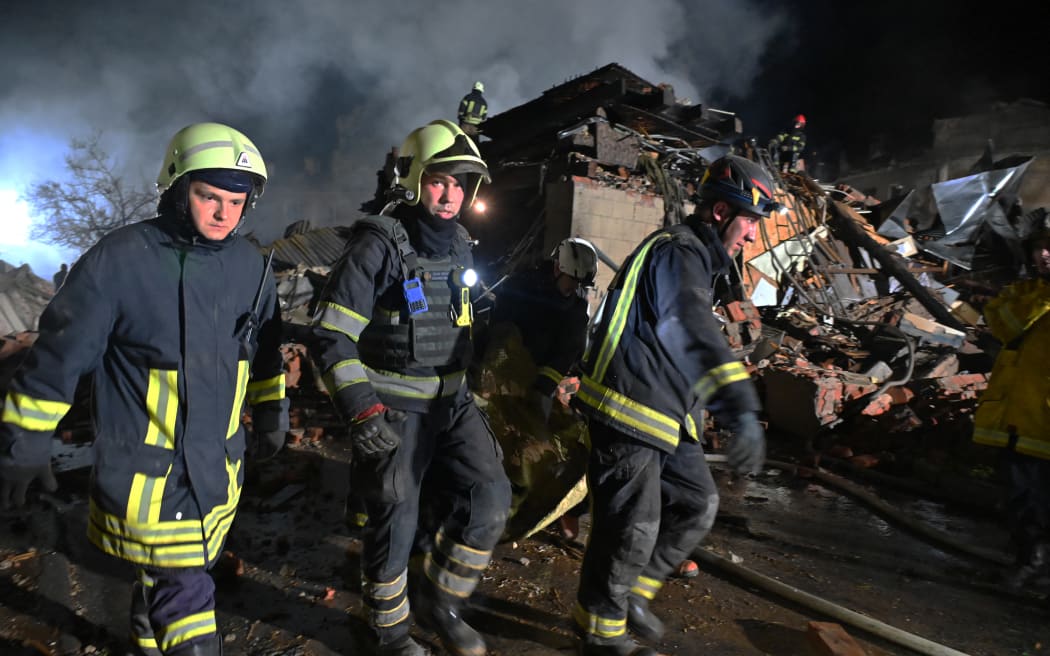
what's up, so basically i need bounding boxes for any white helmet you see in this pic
[473,80,485,93]
[553,237,598,287]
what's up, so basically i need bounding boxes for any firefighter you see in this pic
[310,119,510,656]
[769,113,807,173]
[570,154,772,655]
[492,237,597,419]
[481,237,596,536]
[457,81,488,137]
[0,122,288,656]
[974,216,1050,592]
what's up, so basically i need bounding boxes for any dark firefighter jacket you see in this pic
[492,265,589,396]
[974,277,1050,460]
[573,221,760,453]
[458,90,488,126]
[311,213,475,418]
[774,127,806,156]
[0,214,287,569]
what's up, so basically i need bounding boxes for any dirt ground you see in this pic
[1,435,1048,656]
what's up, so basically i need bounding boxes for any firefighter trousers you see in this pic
[574,420,718,644]
[129,567,219,655]
[351,397,511,645]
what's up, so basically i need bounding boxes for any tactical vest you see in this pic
[355,215,473,369]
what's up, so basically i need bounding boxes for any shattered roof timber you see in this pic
[481,63,735,162]
[264,226,350,269]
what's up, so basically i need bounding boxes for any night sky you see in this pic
[0,0,1046,276]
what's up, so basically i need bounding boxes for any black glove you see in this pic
[0,461,58,509]
[250,430,287,461]
[350,407,406,458]
[726,412,766,475]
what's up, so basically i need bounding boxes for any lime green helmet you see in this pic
[157,122,267,201]
[395,119,490,209]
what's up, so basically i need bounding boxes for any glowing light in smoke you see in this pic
[0,188,32,247]
[473,199,487,214]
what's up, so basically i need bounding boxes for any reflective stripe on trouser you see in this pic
[357,400,511,642]
[136,567,217,654]
[130,572,161,656]
[635,437,719,593]
[362,568,411,636]
[424,526,492,600]
[575,421,662,643]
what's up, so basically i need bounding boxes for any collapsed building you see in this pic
[3,63,1045,529]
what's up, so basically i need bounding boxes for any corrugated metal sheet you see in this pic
[263,226,350,268]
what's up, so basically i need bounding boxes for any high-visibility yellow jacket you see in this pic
[0,214,287,569]
[974,277,1050,460]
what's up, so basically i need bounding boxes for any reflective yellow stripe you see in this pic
[372,597,410,627]
[693,361,751,404]
[246,373,285,404]
[132,635,158,650]
[364,571,407,601]
[226,360,250,438]
[203,458,241,563]
[2,391,71,432]
[144,369,177,449]
[973,426,1009,448]
[366,367,465,401]
[631,574,663,600]
[538,366,562,386]
[572,602,626,638]
[435,528,492,570]
[592,234,669,382]
[685,413,698,441]
[127,467,172,525]
[157,610,216,652]
[326,359,369,392]
[423,552,478,598]
[576,376,680,447]
[1017,436,1050,459]
[316,301,369,341]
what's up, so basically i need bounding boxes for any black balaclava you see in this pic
[395,172,470,257]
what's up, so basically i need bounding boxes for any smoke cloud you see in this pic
[0,0,790,265]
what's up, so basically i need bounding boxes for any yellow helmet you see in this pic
[395,119,490,209]
[157,122,267,199]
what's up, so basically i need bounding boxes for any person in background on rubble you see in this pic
[973,217,1050,592]
[0,122,289,656]
[51,262,68,291]
[569,154,772,656]
[457,80,488,138]
[310,119,510,656]
[769,113,807,173]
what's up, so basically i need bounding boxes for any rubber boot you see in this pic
[374,634,426,656]
[578,636,658,656]
[626,595,665,642]
[417,599,486,656]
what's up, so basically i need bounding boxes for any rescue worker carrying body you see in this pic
[480,237,597,537]
[974,215,1050,592]
[570,154,772,656]
[492,237,597,419]
[769,113,807,173]
[309,119,511,656]
[0,122,289,656]
[457,81,488,137]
